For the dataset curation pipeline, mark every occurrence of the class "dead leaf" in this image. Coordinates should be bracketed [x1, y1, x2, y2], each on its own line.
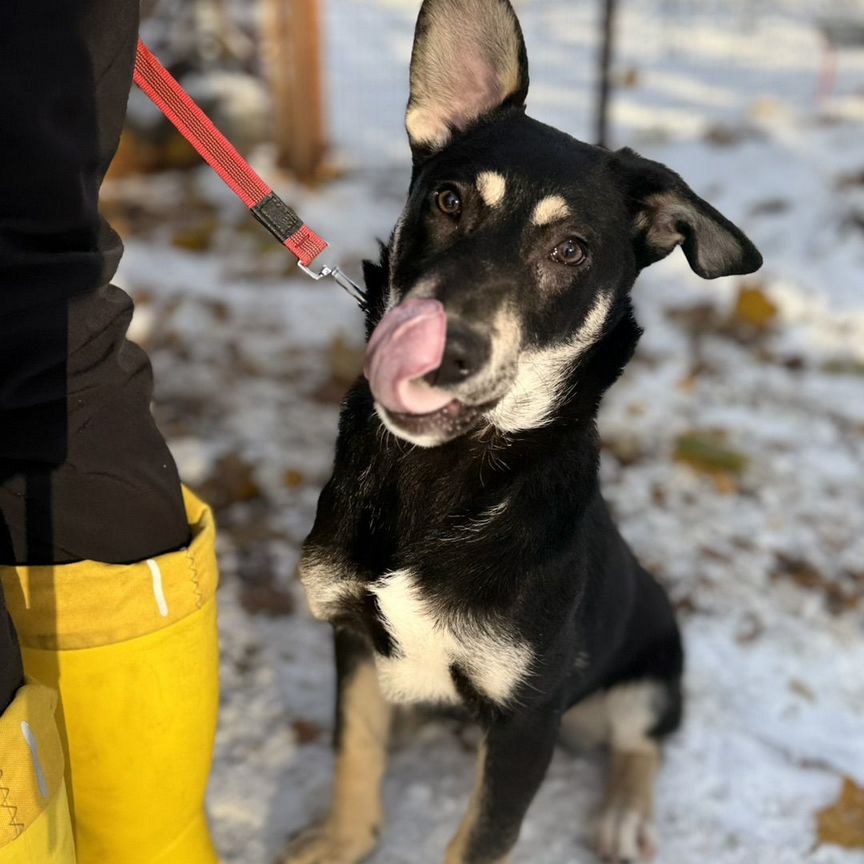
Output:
[677, 373, 700, 393]
[239, 582, 295, 618]
[735, 611, 764, 644]
[749, 198, 792, 217]
[328, 335, 365, 385]
[734, 285, 779, 330]
[817, 778, 864, 849]
[773, 554, 824, 590]
[710, 472, 741, 495]
[603, 435, 645, 467]
[312, 336, 366, 404]
[233, 642, 261, 675]
[620, 67, 640, 88]
[171, 219, 219, 252]
[292, 719, 323, 745]
[836, 169, 864, 190]
[107, 127, 199, 179]
[283, 469, 305, 488]
[823, 358, 864, 377]
[788, 679, 816, 702]
[837, 168, 864, 190]
[197, 452, 263, 511]
[207, 300, 231, 323]
[700, 546, 730, 563]
[844, 210, 864, 235]
[771, 553, 861, 615]
[673, 431, 749, 476]
[704, 123, 764, 147]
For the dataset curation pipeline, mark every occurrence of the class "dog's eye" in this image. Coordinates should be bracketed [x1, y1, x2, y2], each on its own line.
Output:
[551, 238, 587, 266]
[436, 187, 462, 217]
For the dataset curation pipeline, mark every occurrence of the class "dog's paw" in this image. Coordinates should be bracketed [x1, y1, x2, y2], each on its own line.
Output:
[594, 803, 658, 863]
[278, 822, 378, 864]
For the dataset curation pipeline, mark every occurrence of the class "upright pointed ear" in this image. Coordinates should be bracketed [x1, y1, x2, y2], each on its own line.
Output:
[613, 148, 763, 279]
[406, 0, 529, 155]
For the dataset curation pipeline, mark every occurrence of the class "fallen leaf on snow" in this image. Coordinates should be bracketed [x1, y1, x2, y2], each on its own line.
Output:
[673, 431, 749, 476]
[771, 553, 861, 615]
[817, 778, 864, 849]
[734, 284, 779, 330]
[788, 678, 817, 703]
[328, 335, 365, 385]
[171, 219, 219, 252]
[239, 582, 295, 618]
[292, 719, 323, 745]
[283, 469, 306, 488]
[197, 452, 263, 511]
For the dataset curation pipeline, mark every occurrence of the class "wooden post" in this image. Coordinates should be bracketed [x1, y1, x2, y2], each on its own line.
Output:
[264, 0, 327, 182]
[595, 0, 617, 148]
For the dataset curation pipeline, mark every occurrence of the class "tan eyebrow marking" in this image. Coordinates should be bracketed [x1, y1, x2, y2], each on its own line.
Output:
[476, 171, 507, 208]
[532, 195, 571, 226]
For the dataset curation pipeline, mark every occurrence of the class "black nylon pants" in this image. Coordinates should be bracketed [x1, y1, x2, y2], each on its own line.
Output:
[0, 0, 189, 711]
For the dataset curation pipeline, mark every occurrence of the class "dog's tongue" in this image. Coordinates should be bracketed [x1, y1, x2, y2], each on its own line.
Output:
[365, 299, 452, 415]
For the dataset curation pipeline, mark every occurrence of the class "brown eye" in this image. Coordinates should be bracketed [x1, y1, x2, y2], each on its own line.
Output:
[551, 238, 587, 266]
[436, 187, 462, 217]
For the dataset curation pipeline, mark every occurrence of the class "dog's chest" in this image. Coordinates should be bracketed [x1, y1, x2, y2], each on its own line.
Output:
[368, 569, 531, 707]
[301, 559, 532, 707]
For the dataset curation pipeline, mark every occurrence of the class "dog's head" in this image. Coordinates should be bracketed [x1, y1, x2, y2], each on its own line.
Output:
[365, 0, 762, 447]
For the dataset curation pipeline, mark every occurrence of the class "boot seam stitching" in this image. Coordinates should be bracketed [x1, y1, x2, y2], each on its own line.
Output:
[0, 768, 25, 837]
[185, 548, 204, 609]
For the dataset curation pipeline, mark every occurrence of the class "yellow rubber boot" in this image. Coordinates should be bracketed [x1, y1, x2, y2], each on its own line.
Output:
[1, 488, 221, 864]
[0, 682, 76, 864]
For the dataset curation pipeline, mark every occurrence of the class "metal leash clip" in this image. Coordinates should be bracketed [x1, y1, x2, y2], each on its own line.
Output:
[298, 261, 368, 311]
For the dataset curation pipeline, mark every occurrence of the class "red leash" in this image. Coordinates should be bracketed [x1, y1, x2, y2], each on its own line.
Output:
[133, 40, 365, 306]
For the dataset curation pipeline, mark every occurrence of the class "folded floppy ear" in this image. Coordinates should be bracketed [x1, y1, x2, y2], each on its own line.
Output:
[406, 0, 529, 155]
[614, 148, 763, 279]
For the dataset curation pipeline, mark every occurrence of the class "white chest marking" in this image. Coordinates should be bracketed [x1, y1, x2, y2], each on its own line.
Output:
[369, 569, 533, 707]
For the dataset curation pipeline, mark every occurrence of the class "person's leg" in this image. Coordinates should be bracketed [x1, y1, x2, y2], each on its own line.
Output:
[0, 4, 220, 862]
[0, 596, 23, 713]
[0, 0, 188, 566]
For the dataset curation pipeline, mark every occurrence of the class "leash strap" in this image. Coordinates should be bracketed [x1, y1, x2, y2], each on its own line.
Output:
[133, 40, 328, 267]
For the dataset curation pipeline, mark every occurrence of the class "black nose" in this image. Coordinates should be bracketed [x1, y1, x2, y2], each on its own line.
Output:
[425, 321, 490, 388]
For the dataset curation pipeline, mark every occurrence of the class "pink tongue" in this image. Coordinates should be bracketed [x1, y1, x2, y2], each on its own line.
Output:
[364, 299, 452, 415]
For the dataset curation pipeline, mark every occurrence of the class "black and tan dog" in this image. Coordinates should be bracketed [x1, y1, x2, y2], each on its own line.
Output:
[285, 1, 762, 861]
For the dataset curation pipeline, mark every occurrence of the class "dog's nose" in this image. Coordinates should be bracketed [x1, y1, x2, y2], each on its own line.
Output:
[425, 321, 490, 388]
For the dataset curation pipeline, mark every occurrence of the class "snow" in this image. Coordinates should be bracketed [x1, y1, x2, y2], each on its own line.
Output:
[113, 1, 864, 862]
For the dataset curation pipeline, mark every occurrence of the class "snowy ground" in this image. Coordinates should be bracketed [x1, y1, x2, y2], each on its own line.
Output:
[117, 2, 864, 862]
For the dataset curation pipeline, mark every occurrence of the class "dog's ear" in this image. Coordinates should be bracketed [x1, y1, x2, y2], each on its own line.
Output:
[406, 0, 529, 155]
[613, 148, 762, 279]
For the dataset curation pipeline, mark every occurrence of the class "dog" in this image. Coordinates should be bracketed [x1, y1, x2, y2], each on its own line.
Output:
[284, 1, 762, 861]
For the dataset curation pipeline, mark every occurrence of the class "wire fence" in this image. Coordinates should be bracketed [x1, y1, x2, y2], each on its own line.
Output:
[139, 0, 864, 174]
[324, 0, 864, 167]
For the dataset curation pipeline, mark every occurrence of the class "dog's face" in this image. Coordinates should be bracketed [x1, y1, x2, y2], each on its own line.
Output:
[365, 0, 762, 447]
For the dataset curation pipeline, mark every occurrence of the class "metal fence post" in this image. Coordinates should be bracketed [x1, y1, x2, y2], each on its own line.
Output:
[595, 0, 618, 148]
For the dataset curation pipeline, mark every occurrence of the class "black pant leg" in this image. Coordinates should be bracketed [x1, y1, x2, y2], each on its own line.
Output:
[0, 598, 23, 714]
[0, 0, 188, 565]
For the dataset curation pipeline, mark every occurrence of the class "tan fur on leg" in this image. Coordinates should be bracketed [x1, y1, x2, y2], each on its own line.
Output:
[445, 744, 511, 864]
[595, 746, 660, 863]
[565, 681, 666, 862]
[282, 663, 391, 864]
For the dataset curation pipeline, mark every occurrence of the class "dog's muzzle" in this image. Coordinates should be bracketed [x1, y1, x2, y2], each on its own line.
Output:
[365, 299, 493, 443]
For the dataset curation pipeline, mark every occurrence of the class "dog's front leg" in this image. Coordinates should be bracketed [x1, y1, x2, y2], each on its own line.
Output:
[446, 706, 561, 864]
[281, 628, 391, 864]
